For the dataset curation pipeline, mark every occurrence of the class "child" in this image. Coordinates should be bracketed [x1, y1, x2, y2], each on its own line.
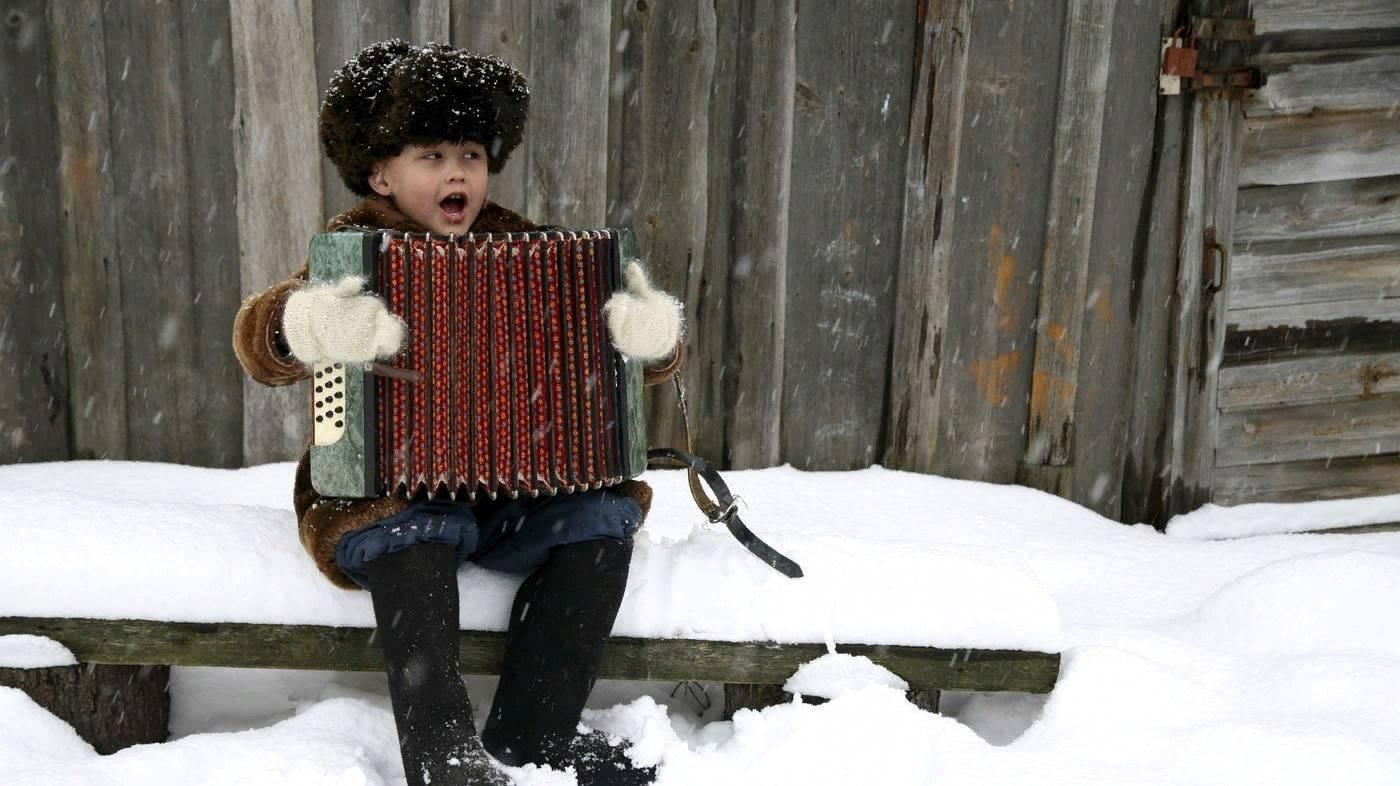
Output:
[232, 40, 684, 786]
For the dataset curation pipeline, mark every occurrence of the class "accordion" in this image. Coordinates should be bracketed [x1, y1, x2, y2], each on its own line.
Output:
[307, 227, 648, 502]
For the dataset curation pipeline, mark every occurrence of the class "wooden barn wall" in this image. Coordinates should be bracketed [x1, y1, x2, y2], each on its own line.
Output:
[5, 0, 1262, 527]
[1213, 0, 1400, 504]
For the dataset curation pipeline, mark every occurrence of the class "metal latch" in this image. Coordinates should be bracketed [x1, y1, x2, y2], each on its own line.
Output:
[1160, 17, 1264, 95]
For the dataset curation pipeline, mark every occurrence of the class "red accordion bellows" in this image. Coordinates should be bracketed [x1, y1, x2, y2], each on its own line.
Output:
[374, 231, 625, 500]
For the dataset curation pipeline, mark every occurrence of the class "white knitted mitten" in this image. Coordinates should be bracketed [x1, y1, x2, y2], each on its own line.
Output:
[603, 260, 683, 362]
[281, 275, 406, 365]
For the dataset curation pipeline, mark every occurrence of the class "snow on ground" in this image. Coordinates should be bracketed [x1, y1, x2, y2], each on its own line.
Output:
[3, 460, 1400, 784]
[1167, 494, 1400, 539]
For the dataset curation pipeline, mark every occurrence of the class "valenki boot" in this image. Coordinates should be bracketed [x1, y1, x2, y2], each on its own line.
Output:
[482, 537, 657, 785]
[365, 542, 511, 786]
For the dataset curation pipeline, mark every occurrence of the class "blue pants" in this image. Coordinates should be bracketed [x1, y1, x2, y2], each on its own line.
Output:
[334, 487, 643, 589]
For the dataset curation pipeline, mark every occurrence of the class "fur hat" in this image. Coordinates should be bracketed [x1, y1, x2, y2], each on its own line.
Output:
[319, 39, 530, 197]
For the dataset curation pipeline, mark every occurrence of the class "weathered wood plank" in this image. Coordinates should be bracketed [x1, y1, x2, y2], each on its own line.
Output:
[1240, 109, 1400, 187]
[313, 0, 409, 222]
[1247, 47, 1400, 118]
[411, 0, 449, 43]
[1227, 234, 1400, 311]
[686, 0, 737, 468]
[1069, 0, 1175, 518]
[1224, 297, 1400, 362]
[180, 0, 244, 468]
[783, 2, 914, 471]
[0, 0, 69, 463]
[1214, 452, 1400, 504]
[231, 0, 322, 465]
[1253, 0, 1400, 36]
[527, 0, 609, 226]
[930, 0, 1064, 482]
[726, 0, 794, 468]
[454, 0, 531, 215]
[1024, 0, 1115, 487]
[615, 0, 716, 457]
[1219, 351, 1400, 411]
[1217, 393, 1400, 466]
[1122, 0, 1192, 527]
[0, 616, 1063, 694]
[1234, 175, 1400, 243]
[48, 0, 126, 462]
[1168, 0, 1249, 515]
[103, 1, 201, 463]
[883, 0, 972, 474]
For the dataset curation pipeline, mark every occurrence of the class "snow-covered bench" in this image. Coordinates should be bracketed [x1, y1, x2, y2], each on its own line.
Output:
[0, 461, 1062, 747]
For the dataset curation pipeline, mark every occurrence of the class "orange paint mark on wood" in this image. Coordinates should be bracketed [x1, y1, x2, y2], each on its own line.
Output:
[968, 350, 1022, 406]
[1045, 322, 1067, 342]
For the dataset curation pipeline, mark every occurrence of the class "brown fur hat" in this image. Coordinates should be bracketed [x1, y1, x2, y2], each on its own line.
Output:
[319, 39, 530, 196]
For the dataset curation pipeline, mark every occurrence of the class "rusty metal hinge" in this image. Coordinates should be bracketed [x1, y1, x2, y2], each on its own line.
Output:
[1160, 17, 1265, 95]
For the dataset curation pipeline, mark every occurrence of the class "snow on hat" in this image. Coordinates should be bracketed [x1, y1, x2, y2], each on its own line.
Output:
[319, 39, 530, 197]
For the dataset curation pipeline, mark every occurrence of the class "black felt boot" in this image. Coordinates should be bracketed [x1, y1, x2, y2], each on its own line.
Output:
[482, 537, 657, 785]
[366, 542, 511, 786]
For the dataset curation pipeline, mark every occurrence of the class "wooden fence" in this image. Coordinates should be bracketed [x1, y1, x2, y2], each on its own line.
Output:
[5, 0, 1393, 524]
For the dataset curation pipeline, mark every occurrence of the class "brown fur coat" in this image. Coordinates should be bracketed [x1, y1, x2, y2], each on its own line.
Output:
[232, 195, 683, 589]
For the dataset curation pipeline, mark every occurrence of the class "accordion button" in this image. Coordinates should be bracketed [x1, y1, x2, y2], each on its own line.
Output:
[335, 420, 343, 428]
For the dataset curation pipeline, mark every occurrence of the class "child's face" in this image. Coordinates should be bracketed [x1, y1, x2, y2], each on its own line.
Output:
[368, 140, 489, 235]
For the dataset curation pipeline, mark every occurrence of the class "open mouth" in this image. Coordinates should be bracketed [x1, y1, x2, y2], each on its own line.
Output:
[439, 193, 468, 223]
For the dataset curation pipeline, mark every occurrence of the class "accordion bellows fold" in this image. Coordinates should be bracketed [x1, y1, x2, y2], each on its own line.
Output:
[231, 195, 681, 589]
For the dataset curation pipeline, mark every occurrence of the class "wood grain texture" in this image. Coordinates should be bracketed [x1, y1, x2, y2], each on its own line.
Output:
[180, 0, 244, 468]
[1168, 0, 1248, 515]
[104, 1, 203, 463]
[411, 0, 449, 43]
[1253, 0, 1400, 35]
[784, 2, 915, 470]
[0, 616, 1062, 694]
[726, 0, 794, 469]
[231, 0, 322, 465]
[625, 0, 716, 458]
[0, 663, 169, 754]
[1067, 0, 1171, 518]
[1121, 0, 1192, 528]
[883, 0, 971, 475]
[1234, 175, 1400, 243]
[47, 0, 125, 461]
[527, 0, 609, 227]
[1218, 393, 1400, 466]
[1215, 452, 1400, 503]
[1240, 109, 1400, 187]
[929, 0, 1064, 482]
[687, 0, 738, 468]
[454, 0, 531, 215]
[1024, 0, 1115, 472]
[0, 0, 69, 463]
[313, 0, 410, 222]
[1224, 297, 1400, 362]
[1219, 351, 1400, 411]
[1246, 47, 1400, 118]
[1226, 235, 1400, 310]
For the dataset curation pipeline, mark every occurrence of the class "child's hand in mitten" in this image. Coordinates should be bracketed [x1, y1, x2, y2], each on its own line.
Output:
[603, 261, 683, 362]
[280, 275, 406, 365]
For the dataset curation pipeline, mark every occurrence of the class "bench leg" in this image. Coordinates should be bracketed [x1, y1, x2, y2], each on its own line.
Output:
[722, 683, 942, 719]
[0, 662, 170, 753]
[723, 683, 790, 718]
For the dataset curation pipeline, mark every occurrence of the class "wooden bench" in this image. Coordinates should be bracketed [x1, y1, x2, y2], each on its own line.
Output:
[1, 614, 1060, 751]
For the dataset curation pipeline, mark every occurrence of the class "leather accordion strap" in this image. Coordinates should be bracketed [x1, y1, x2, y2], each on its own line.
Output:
[645, 374, 804, 579]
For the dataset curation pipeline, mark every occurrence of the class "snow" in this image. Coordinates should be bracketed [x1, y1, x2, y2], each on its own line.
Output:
[0, 635, 77, 669]
[1167, 494, 1400, 539]
[783, 653, 909, 699]
[3, 459, 1400, 784]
